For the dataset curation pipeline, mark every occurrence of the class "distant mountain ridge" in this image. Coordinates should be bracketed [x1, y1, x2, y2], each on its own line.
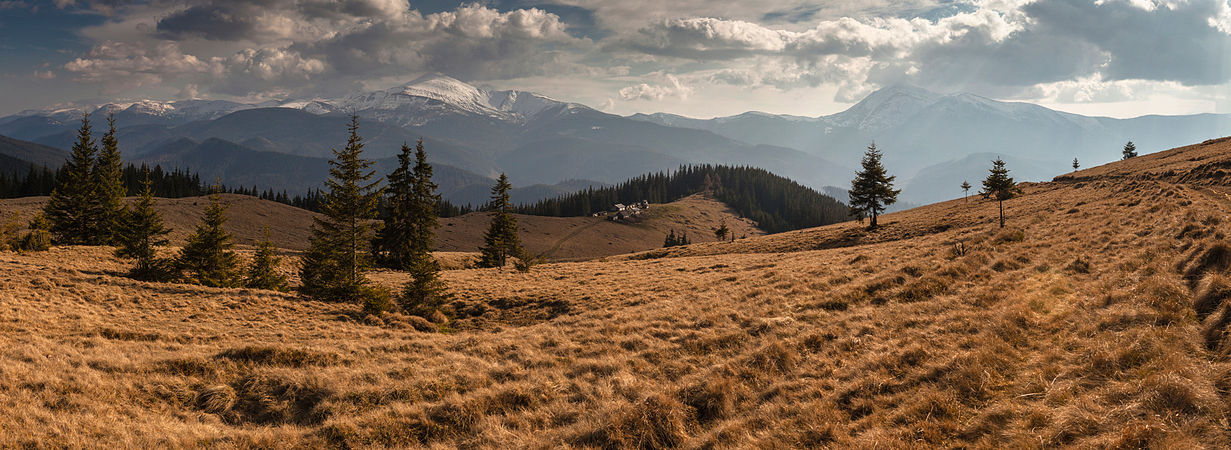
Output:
[630, 84, 1231, 203]
[4, 78, 1229, 206]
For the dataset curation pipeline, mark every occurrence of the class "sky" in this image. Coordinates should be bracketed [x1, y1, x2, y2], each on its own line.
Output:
[0, 0, 1229, 119]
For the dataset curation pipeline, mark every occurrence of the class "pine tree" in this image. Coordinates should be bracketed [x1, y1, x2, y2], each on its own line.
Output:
[980, 157, 1019, 228]
[960, 180, 971, 203]
[664, 229, 678, 248]
[714, 220, 729, 241]
[478, 173, 523, 268]
[45, 114, 101, 244]
[1122, 141, 1137, 160]
[848, 142, 900, 229]
[115, 171, 171, 280]
[1072, 158, 1080, 171]
[245, 226, 288, 291]
[376, 139, 439, 270]
[177, 192, 241, 287]
[299, 115, 384, 303]
[94, 114, 126, 244]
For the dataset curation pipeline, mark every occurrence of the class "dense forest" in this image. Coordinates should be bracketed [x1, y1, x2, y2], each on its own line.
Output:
[515, 165, 848, 233]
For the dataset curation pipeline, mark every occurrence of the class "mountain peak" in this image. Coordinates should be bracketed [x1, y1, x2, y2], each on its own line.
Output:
[825, 83, 943, 130]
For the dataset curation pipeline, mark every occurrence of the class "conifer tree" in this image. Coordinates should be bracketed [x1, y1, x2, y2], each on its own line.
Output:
[115, 171, 171, 280]
[177, 191, 241, 287]
[478, 173, 523, 268]
[1122, 141, 1137, 160]
[714, 220, 729, 241]
[246, 226, 288, 291]
[299, 115, 384, 303]
[960, 180, 971, 203]
[664, 229, 678, 248]
[45, 114, 101, 244]
[848, 142, 899, 229]
[94, 114, 126, 244]
[980, 157, 1019, 228]
[376, 139, 439, 270]
[1072, 158, 1080, 172]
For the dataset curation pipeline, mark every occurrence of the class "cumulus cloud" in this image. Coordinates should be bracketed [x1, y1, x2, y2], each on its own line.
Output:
[40, 0, 1231, 116]
[619, 74, 692, 101]
[617, 0, 1231, 100]
[64, 2, 588, 98]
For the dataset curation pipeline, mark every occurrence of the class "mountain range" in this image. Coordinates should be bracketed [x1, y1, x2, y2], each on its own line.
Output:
[2, 75, 1228, 206]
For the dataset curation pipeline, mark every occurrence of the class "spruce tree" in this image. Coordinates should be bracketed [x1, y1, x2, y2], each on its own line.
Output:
[177, 192, 241, 287]
[1072, 158, 1080, 172]
[478, 173, 523, 268]
[376, 139, 439, 270]
[45, 114, 101, 244]
[714, 220, 729, 241]
[980, 157, 1019, 228]
[245, 226, 288, 291]
[299, 115, 384, 303]
[1122, 141, 1137, 160]
[94, 114, 126, 244]
[664, 229, 677, 248]
[848, 142, 899, 229]
[960, 180, 971, 203]
[115, 171, 171, 280]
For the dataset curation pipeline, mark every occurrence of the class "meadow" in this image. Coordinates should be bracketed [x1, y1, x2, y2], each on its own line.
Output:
[3, 138, 1231, 447]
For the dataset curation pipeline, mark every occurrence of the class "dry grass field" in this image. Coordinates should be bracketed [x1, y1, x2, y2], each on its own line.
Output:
[4, 137, 1231, 447]
[0, 193, 757, 260]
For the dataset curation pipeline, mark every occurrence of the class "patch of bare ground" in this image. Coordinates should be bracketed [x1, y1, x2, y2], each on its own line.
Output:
[3, 137, 1231, 447]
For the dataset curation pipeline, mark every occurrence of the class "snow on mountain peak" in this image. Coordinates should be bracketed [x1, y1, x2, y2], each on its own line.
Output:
[826, 83, 942, 131]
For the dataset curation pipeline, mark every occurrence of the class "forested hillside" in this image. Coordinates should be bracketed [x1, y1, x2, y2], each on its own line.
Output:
[516, 165, 848, 233]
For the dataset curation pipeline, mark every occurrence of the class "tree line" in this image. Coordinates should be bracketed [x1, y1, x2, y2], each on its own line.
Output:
[514, 164, 849, 234]
[16, 113, 527, 323]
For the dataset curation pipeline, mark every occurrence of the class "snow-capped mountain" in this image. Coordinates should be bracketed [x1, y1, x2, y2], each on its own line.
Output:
[292, 74, 583, 127]
[826, 84, 942, 131]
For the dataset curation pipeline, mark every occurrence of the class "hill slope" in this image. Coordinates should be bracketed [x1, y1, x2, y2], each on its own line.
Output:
[0, 193, 760, 259]
[3, 137, 1231, 447]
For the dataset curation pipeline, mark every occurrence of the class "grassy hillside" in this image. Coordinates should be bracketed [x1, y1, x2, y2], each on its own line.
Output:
[0, 193, 758, 259]
[3, 137, 1231, 447]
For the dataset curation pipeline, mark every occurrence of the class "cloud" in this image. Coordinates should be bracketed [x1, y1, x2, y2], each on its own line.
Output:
[65, 3, 590, 98]
[33, 70, 56, 79]
[615, 0, 1231, 100]
[619, 74, 692, 101]
[292, 4, 584, 81]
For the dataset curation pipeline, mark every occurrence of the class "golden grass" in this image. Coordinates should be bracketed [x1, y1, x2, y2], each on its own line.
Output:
[3, 137, 1231, 447]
